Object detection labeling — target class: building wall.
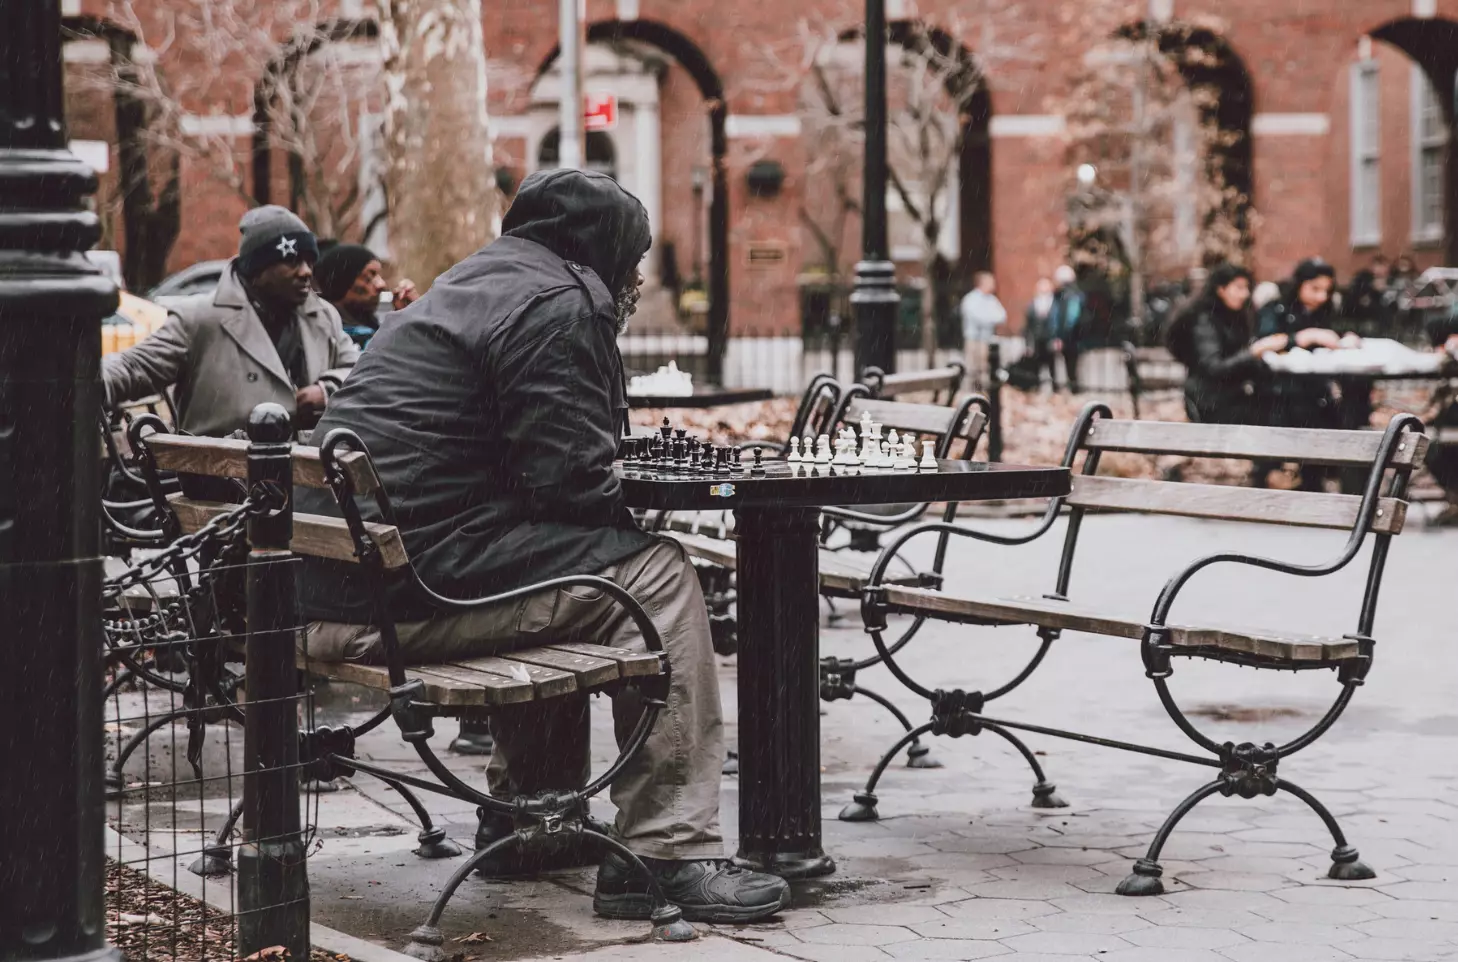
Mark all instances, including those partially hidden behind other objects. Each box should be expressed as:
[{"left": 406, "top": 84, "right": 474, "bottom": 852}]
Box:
[{"left": 66, "top": 0, "right": 1458, "bottom": 329}]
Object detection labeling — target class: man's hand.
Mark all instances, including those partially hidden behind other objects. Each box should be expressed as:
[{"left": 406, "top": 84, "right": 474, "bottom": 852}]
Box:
[
  {"left": 393, "top": 280, "right": 419, "bottom": 310},
  {"left": 1249, "top": 334, "right": 1288, "bottom": 357},
  {"left": 295, "top": 384, "right": 328, "bottom": 419},
  {"left": 1051, "top": 338, "right": 1063, "bottom": 352},
  {"left": 1294, "top": 328, "right": 1342, "bottom": 350}
]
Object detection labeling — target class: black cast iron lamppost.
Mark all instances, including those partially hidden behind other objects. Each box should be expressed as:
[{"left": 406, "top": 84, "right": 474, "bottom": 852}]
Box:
[
  {"left": 852, "top": 0, "right": 898, "bottom": 377},
  {"left": 1, "top": 3, "right": 121, "bottom": 962}
]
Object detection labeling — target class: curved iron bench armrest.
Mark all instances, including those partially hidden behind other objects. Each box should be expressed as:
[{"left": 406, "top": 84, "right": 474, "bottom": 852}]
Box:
[
  {"left": 1148, "top": 413, "right": 1426, "bottom": 628},
  {"left": 821, "top": 503, "right": 930, "bottom": 527},
  {"left": 862, "top": 503, "right": 1065, "bottom": 594},
  {"left": 735, "top": 439, "right": 788, "bottom": 454}
]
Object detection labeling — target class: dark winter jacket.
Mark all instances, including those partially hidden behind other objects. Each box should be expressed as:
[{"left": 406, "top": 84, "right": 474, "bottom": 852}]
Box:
[
  {"left": 1172, "top": 302, "right": 1265, "bottom": 424},
  {"left": 296, "top": 168, "right": 655, "bottom": 623},
  {"left": 1254, "top": 299, "right": 1338, "bottom": 430}
]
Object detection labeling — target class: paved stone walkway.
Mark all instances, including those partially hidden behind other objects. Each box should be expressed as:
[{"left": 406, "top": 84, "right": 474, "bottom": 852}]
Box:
[{"left": 119, "top": 512, "right": 1458, "bottom": 961}]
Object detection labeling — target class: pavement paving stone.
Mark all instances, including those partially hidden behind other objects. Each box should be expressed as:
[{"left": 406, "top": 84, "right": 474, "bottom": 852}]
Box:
[
  {"left": 1269, "top": 885, "right": 1397, "bottom": 906},
  {"left": 1174, "top": 871, "right": 1298, "bottom": 892},
  {"left": 881, "top": 939, "right": 1012, "bottom": 960},
  {"left": 779, "top": 944, "right": 892, "bottom": 962},
  {"left": 934, "top": 897, "right": 1061, "bottom": 921},
  {"left": 1028, "top": 912, "right": 1152, "bottom": 935},
  {"left": 907, "top": 852, "right": 1018, "bottom": 872},
  {"left": 1385, "top": 863, "right": 1458, "bottom": 882},
  {"left": 1235, "top": 921, "right": 1364, "bottom": 944},
  {"left": 1099, "top": 949, "right": 1234, "bottom": 962},
  {"left": 1337, "top": 937, "right": 1458, "bottom": 961},
  {"left": 1048, "top": 893, "right": 1173, "bottom": 915},
  {"left": 1217, "top": 943, "right": 1355, "bottom": 962},
  {"left": 1361, "top": 899, "right": 1458, "bottom": 922},
  {"left": 954, "top": 878, "right": 1087, "bottom": 900},
  {"left": 1122, "top": 925, "right": 1251, "bottom": 949},
  {"left": 1136, "top": 908, "right": 1273, "bottom": 930},
  {"left": 1352, "top": 918, "right": 1458, "bottom": 942},
  {"left": 1375, "top": 881, "right": 1458, "bottom": 901},
  {"left": 906, "top": 918, "right": 1039, "bottom": 941},
  {"left": 997, "top": 930, "right": 1134, "bottom": 954},
  {"left": 988, "top": 863, "right": 1103, "bottom": 884},
  {"left": 795, "top": 924, "right": 921, "bottom": 947},
  {"left": 1249, "top": 901, "right": 1380, "bottom": 925},
  {"left": 821, "top": 905, "right": 948, "bottom": 927},
  {"left": 1009, "top": 846, "right": 1115, "bottom": 866}
]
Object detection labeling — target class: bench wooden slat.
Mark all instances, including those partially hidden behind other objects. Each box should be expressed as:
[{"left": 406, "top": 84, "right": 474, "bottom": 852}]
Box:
[
  {"left": 844, "top": 399, "right": 984, "bottom": 440},
  {"left": 502, "top": 647, "right": 620, "bottom": 688},
  {"left": 294, "top": 653, "right": 538, "bottom": 706},
  {"left": 436, "top": 658, "right": 578, "bottom": 700},
  {"left": 170, "top": 497, "right": 409, "bottom": 568},
  {"left": 547, "top": 643, "right": 661, "bottom": 678},
  {"left": 1084, "top": 419, "right": 1428, "bottom": 468},
  {"left": 872, "top": 366, "right": 963, "bottom": 398},
  {"left": 881, "top": 586, "right": 1361, "bottom": 663},
  {"left": 671, "top": 531, "right": 872, "bottom": 594},
  {"left": 1067, "top": 475, "right": 1408, "bottom": 534},
  {"left": 146, "top": 434, "right": 380, "bottom": 494}
]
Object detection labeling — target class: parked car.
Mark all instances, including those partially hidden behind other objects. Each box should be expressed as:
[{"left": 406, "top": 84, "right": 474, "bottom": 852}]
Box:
[
  {"left": 103, "top": 292, "right": 171, "bottom": 356},
  {"left": 147, "top": 259, "right": 228, "bottom": 305}
]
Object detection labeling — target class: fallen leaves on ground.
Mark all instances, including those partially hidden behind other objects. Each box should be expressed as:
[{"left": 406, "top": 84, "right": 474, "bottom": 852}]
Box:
[{"left": 454, "top": 932, "right": 492, "bottom": 944}]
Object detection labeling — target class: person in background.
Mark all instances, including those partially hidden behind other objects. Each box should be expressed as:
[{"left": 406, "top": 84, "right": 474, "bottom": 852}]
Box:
[
  {"left": 103, "top": 205, "right": 358, "bottom": 440},
  {"left": 959, "top": 270, "right": 1006, "bottom": 391},
  {"left": 1023, "top": 277, "right": 1057, "bottom": 389},
  {"left": 1422, "top": 310, "right": 1458, "bottom": 524},
  {"left": 1253, "top": 258, "right": 1347, "bottom": 490},
  {"left": 1164, "top": 263, "right": 1280, "bottom": 426},
  {"left": 313, "top": 243, "right": 419, "bottom": 347},
  {"left": 1344, "top": 253, "right": 1390, "bottom": 336},
  {"left": 1048, "top": 264, "right": 1085, "bottom": 392}
]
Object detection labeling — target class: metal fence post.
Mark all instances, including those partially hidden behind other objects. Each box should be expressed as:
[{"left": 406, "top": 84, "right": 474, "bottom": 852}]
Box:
[
  {"left": 237, "top": 403, "right": 310, "bottom": 959},
  {"left": 987, "top": 342, "right": 1004, "bottom": 463},
  {"left": 0, "top": 2, "right": 122, "bottom": 961}
]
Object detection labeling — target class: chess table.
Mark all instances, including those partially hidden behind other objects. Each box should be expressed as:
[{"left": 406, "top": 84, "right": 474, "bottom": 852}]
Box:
[
  {"left": 625, "top": 385, "right": 774, "bottom": 409},
  {"left": 616, "top": 454, "right": 1072, "bottom": 878}
]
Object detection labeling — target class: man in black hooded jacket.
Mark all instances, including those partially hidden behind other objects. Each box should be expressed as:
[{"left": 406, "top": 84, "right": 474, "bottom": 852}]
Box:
[{"left": 296, "top": 169, "right": 790, "bottom": 923}]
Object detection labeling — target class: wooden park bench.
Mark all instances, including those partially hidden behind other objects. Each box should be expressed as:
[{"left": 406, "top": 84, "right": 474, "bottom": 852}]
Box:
[
  {"left": 135, "top": 424, "right": 695, "bottom": 949},
  {"left": 1121, "top": 342, "right": 1187, "bottom": 420},
  {"left": 841, "top": 405, "right": 1428, "bottom": 897}
]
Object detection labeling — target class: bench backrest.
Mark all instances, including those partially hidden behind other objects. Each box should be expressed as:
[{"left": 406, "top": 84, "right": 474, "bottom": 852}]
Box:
[
  {"left": 168, "top": 494, "right": 409, "bottom": 568},
  {"left": 861, "top": 363, "right": 964, "bottom": 404},
  {"left": 1066, "top": 417, "right": 1426, "bottom": 536},
  {"left": 144, "top": 433, "right": 381, "bottom": 495}
]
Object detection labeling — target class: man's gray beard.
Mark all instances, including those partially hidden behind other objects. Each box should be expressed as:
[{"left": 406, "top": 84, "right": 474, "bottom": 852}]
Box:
[{"left": 614, "top": 286, "right": 639, "bottom": 335}]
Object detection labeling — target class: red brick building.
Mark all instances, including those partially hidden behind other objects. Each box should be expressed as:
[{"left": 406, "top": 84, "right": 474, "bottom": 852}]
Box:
[{"left": 61, "top": 0, "right": 1458, "bottom": 338}]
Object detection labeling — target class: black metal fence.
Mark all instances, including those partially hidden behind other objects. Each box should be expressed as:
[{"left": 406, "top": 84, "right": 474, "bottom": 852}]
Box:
[{"left": 100, "top": 411, "right": 314, "bottom": 962}]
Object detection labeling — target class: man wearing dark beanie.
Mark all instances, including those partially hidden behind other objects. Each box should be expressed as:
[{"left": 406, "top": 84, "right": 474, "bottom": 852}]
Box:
[
  {"left": 314, "top": 243, "right": 419, "bottom": 342},
  {"left": 103, "top": 205, "right": 360, "bottom": 437}
]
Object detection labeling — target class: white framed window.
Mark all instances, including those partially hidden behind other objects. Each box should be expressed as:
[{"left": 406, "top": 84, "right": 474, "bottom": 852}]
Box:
[
  {"left": 1350, "top": 61, "right": 1382, "bottom": 247},
  {"left": 1411, "top": 64, "right": 1447, "bottom": 244}
]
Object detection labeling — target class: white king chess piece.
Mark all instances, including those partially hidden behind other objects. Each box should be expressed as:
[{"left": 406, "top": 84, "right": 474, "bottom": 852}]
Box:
[
  {"left": 919, "top": 439, "right": 938, "bottom": 469},
  {"left": 787, "top": 437, "right": 802, "bottom": 462}
]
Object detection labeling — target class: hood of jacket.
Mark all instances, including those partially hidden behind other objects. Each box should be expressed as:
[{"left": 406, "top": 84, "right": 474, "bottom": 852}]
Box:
[{"left": 501, "top": 168, "right": 652, "bottom": 295}]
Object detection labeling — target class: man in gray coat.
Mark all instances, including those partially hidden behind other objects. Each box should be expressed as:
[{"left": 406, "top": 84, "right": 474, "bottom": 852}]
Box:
[{"left": 103, "top": 206, "right": 359, "bottom": 437}]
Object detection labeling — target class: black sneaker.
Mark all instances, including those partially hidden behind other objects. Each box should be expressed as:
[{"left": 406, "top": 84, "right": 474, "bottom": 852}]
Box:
[{"left": 593, "top": 852, "right": 791, "bottom": 924}]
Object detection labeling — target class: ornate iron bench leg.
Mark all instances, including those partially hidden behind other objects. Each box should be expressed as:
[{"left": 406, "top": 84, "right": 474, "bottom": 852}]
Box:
[
  {"left": 981, "top": 723, "right": 1067, "bottom": 808},
  {"left": 839, "top": 722, "right": 937, "bottom": 822},
  {"left": 852, "top": 685, "right": 940, "bottom": 769},
  {"left": 1117, "top": 778, "right": 1225, "bottom": 896},
  {"left": 374, "top": 777, "right": 464, "bottom": 860},
  {"left": 189, "top": 797, "right": 245, "bottom": 878},
  {"left": 1277, "top": 778, "right": 1375, "bottom": 882}
]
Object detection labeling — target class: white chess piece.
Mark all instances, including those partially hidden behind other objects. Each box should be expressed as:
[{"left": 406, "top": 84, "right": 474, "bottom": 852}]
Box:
[
  {"left": 815, "top": 435, "right": 832, "bottom": 464},
  {"left": 787, "top": 437, "right": 802, "bottom": 462},
  {"left": 859, "top": 429, "right": 877, "bottom": 466},
  {"left": 892, "top": 440, "right": 914, "bottom": 470},
  {"left": 887, "top": 429, "right": 901, "bottom": 458},
  {"left": 919, "top": 439, "right": 938, "bottom": 469},
  {"left": 845, "top": 429, "right": 862, "bottom": 466}
]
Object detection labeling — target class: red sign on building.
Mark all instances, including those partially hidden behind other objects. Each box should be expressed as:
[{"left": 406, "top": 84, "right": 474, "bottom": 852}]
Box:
[{"left": 584, "top": 94, "right": 618, "bottom": 132}]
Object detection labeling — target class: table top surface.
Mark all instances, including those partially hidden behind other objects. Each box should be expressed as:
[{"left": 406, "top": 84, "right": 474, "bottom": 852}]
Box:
[
  {"left": 1263, "top": 339, "right": 1455, "bottom": 378},
  {"left": 617, "top": 457, "right": 1070, "bottom": 511},
  {"left": 626, "top": 386, "right": 775, "bottom": 408}
]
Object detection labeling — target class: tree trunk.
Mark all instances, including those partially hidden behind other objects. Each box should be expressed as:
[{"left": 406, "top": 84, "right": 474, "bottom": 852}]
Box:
[{"left": 380, "top": 0, "right": 495, "bottom": 288}]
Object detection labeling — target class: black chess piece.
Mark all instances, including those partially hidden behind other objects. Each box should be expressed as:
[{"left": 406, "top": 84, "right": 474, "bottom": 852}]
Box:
[
  {"left": 713, "top": 446, "right": 729, "bottom": 473},
  {"left": 660, "top": 417, "right": 673, "bottom": 444},
  {"left": 730, "top": 447, "right": 742, "bottom": 473},
  {"left": 648, "top": 433, "right": 664, "bottom": 461},
  {"left": 751, "top": 445, "right": 765, "bottom": 475},
  {"left": 700, "top": 444, "right": 714, "bottom": 471},
  {"left": 686, "top": 436, "right": 700, "bottom": 461},
  {"left": 672, "top": 435, "right": 687, "bottom": 470}
]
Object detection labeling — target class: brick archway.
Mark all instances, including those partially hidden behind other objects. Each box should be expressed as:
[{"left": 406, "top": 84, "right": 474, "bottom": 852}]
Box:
[
  {"left": 536, "top": 20, "right": 731, "bottom": 380},
  {"left": 1367, "top": 17, "right": 1458, "bottom": 266}
]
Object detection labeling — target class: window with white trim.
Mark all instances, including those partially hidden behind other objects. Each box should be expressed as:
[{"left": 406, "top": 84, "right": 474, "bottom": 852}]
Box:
[
  {"left": 1350, "top": 61, "right": 1382, "bottom": 247},
  {"left": 1411, "top": 64, "right": 1447, "bottom": 244}
]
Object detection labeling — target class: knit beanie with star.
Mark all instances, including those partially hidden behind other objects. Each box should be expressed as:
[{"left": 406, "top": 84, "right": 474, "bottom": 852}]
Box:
[{"left": 236, "top": 205, "right": 319, "bottom": 278}]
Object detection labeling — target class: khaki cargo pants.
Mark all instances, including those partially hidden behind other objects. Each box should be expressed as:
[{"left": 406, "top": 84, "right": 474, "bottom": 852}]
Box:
[{"left": 303, "top": 539, "right": 725, "bottom": 860}]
